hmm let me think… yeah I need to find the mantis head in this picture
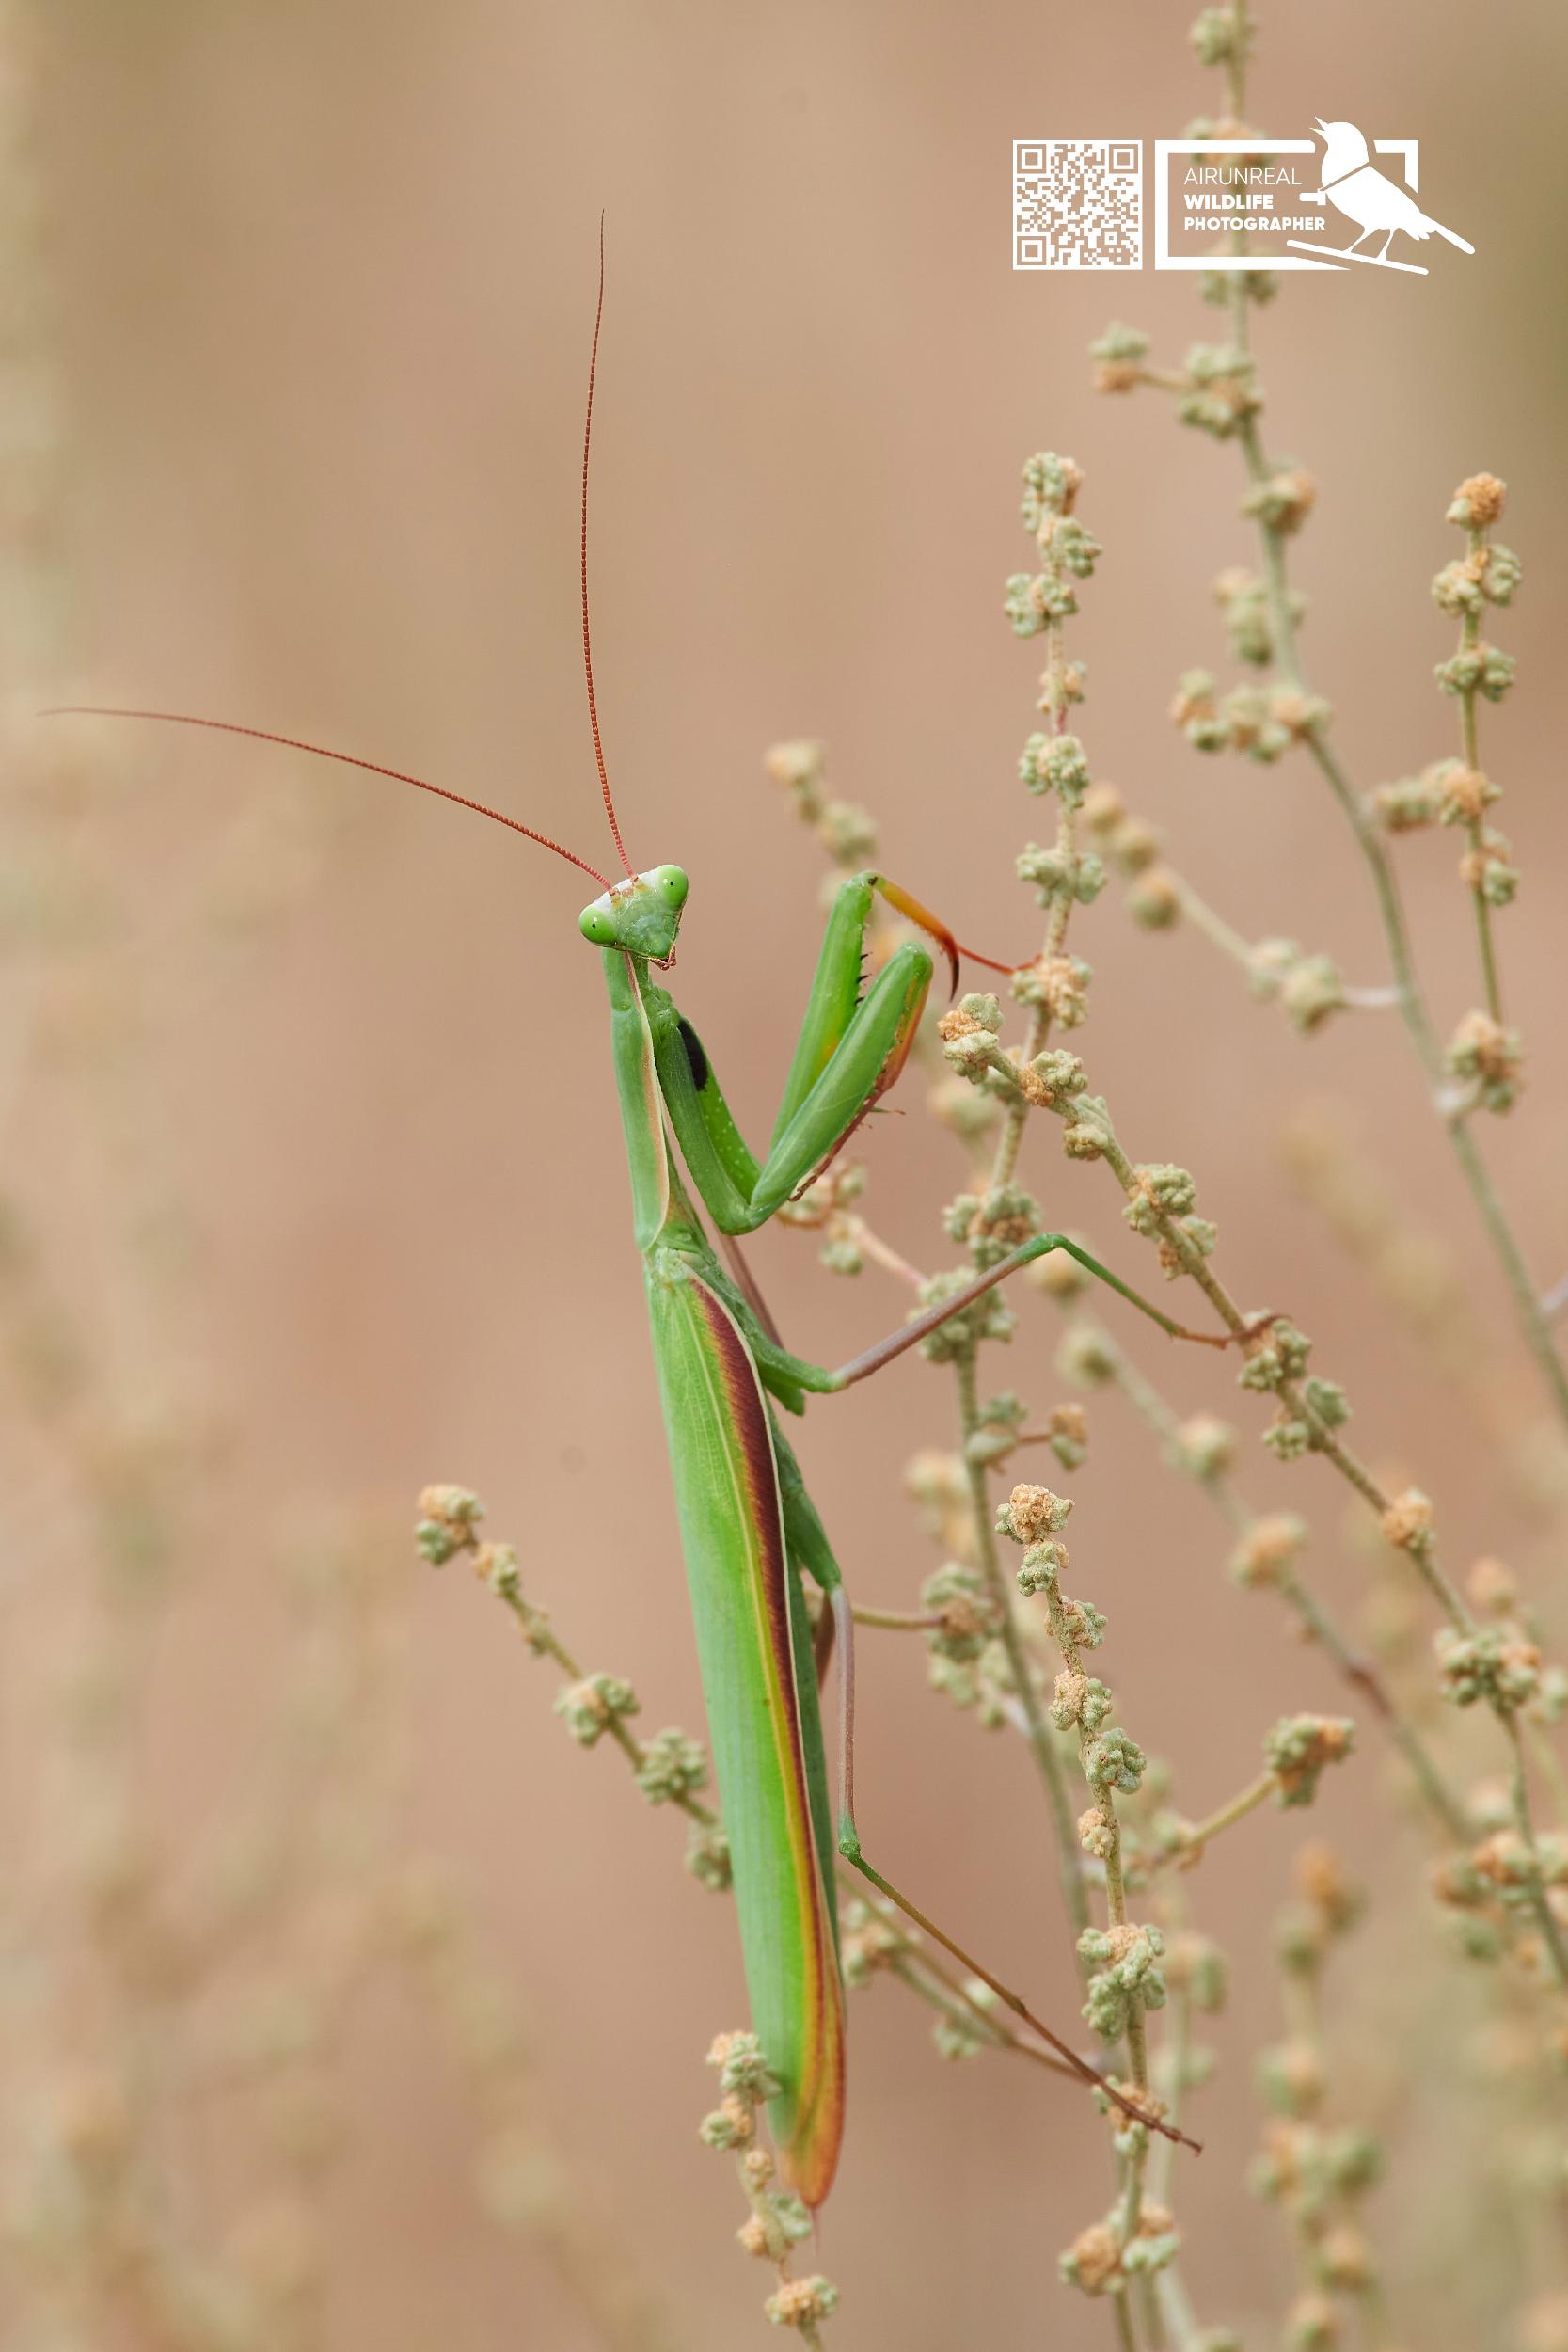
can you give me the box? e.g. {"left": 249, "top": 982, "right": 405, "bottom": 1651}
{"left": 578, "top": 865, "right": 689, "bottom": 961}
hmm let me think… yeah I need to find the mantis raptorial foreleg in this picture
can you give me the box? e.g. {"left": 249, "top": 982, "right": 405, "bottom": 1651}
{"left": 646, "top": 871, "right": 940, "bottom": 1236}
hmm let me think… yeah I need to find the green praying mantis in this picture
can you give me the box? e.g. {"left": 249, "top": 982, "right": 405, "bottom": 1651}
{"left": 55, "top": 249, "right": 1233, "bottom": 2209}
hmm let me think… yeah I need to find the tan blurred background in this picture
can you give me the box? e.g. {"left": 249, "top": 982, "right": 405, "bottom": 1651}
{"left": 11, "top": 0, "right": 1568, "bottom": 2344}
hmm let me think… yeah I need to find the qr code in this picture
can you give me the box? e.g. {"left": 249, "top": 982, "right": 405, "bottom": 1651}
{"left": 1013, "top": 140, "right": 1143, "bottom": 271}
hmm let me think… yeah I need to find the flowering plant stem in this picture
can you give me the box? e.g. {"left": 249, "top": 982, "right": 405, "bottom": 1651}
{"left": 1176, "top": 1769, "right": 1276, "bottom": 1858}
{"left": 1043, "top": 1092, "right": 1568, "bottom": 1986}
{"left": 1204, "top": 103, "right": 1568, "bottom": 1434}
{"left": 1066, "top": 1313, "right": 1469, "bottom": 1840}
{"left": 956, "top": 1349, "right": 1094, "bottom": 1955}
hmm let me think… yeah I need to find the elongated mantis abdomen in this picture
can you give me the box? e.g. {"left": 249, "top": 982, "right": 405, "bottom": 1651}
{"left": 648, "top": 1248, "right": 845, "bottom": 2206}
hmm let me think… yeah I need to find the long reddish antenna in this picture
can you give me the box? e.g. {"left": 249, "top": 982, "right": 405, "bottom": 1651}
{"left": 581, "top": 217, "right": 633, "bottom": 879}
{"left": 40, "top": 707, "right": 612, "bottom": 889}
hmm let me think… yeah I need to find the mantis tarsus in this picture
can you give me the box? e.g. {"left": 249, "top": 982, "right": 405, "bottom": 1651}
{"left": 53, "top": 247, "right": 1230, "bottom": 2206}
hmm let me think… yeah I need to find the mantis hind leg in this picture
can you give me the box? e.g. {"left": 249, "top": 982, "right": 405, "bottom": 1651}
{"left": 824, "top": 1232, "right": 1232, "bottom": 1388}
{"left": 749, "top": 1231, "right": 1237, "bottom": 1406}
{"left": 776, "top": 1417, "right": 1200, "bottom": 2149}
{"left": 814, "top": 1584, "right": 1196, "bottom": 2150}
{"left": 810, "top": 1579, "right": 836, "bottom": 1687}
{"left": 773, "top": 1436, "right": 845, "bottom": 1952}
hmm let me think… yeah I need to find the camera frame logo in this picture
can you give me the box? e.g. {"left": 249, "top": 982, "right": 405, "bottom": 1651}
{"left": 1013, "top": 126, "right": 1474, "bottom": 277}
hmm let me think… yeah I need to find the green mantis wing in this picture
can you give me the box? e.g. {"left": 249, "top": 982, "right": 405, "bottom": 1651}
{"left": 644, "top": 1244, "right": 847, "bottom": 2209}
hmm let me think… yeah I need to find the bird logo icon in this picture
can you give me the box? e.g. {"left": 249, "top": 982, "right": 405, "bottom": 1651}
{"left": 1298, "top": 119, "right": 1474, "bottom": 270}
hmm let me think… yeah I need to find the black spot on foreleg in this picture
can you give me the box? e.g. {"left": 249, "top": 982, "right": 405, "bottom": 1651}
{"left": 677, "top": 1016, "right": 709, "bottom": 1090}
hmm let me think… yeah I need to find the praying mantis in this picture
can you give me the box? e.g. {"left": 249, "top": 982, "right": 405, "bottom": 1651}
{"left": 54, "top": 246, "right": 1230, "bottom": 2210}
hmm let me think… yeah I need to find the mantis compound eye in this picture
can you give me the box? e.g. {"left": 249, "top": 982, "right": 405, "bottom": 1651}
{"left": 649, "top": 864, "right": 689, "bottom": 908}
{"left": 578, "top": 900, "right": 617, "bottom": 945}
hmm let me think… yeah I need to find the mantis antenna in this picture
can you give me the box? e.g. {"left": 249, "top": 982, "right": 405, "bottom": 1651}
{"left": 41, "top": 227, "right": 646, "bottom": 898}
{"left": 581, "top": 215, "right": 634, "bottom": 881}
{"left": 48, "top": 230, "right": 1028, "bottom": 980}
{"left": 582, "top": 228, "right": 1022, "bottom": 982}
{"left": 37, "top": 707, "right": 614, "bottom": 889}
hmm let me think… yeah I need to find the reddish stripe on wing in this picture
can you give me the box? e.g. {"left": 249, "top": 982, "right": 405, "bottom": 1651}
{"left": 689, "top": 1275, "right": 847, "bottom": 2207}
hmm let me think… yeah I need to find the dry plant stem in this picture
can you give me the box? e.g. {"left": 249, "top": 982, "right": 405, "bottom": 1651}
{"left": 980, "top": 547, "right": 1201, "bottom": 2333}
{"left": 1218, "top": 266, "right": 1568, "bottom": 1435}
{"left": 1148, "top": 1982, "right": 1192, "bottom": 2216}
{"left": 1505, "top": 1714, "right": 1568, "bottom": 1986}
{"left": 1088, "top": 1123, "right": 1568, "bottom": 1947}
{"left": 1149, "top": 2020, "right": 1204, "bottom": 2352}
{"left": 1167, "top": 872, "right": 1255, "bottom": 972}
{"left": 1030, "top": 1527, "right": 1166, "bottom": 2325}
{"left": 956, "top": 1351, "right": 1093, "bottom": 1955}
{"left": 491, "top": 1580, "right": 721, "bottom": 1836}
{"left": 720, "top": 2118, "right": 833, "bottom": 2352}
{"left": 1278, "top": 1570, "right": 1467, "bottom": 1840}
{"left": 1089, "top": 1324, "right": 1468, "bottom": 1839}
{"left": 1165, "top": 866, "right": 1392, "bottom": 1006}
{"left": 958, "top": 606, "right": 1096, "bottom": 1958}
{"left": 1455, "top": 531, "right": 1503, "bottom": 1021}
{"left": 1301, "top": 636, "right": 1568, "bottom": 1433}
{"left": 1044, "top": 1100, "right": 1568, "bottom": 1961}
{"left": 1204, "top": 130, "right": 1568, "bottom": 1991}
{"left": 1178, "top": 1770, "right": 1275, "bottom": 1859}
{"left": 1154, "top": 2250, "right": 1205, "bottom": 2352}
{"left": 1085, "top": 1107, "right": 1477, "bottom": 1617}
{"left": 1224, "top": 0, "right": 1247, "bottom": 115}
{"left": 993, "top": 611, "right": 1074, "bottom": 1193}
{"left": 1443, "top": 1106, "right": 1568, "bottom": 1436}
{"left": 1526, "top": 1716, "right": 1568, "bottom": 1827}
{"left": 1272, "top": 1941, "right": 1395, "bottom": 2352}
{"left": 1281, "top": 1114, "right": 1559, "bottom": 1507}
